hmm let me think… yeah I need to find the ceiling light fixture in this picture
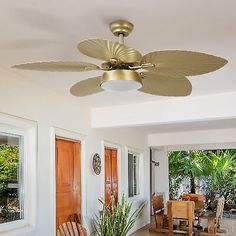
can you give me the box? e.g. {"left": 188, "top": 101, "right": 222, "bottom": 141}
{"left": 12, "top": 20, "right": 228, "bottom": 97}
{"left": 101, "top": 70, "right": 142, "bottom": 91}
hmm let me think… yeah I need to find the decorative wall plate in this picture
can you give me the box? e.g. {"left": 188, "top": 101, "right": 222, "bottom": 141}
{"left": 93, "top": 153, "right": 101, "bottom": 175}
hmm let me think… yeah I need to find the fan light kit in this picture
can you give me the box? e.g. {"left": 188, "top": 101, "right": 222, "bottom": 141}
{"left": 12, "top": 20, "right": 228, "bottom": 97}
{"left": 101, "top": 70, "right": 142, "bottom": 91}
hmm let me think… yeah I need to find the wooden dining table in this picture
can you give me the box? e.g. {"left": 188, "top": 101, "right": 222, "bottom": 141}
{"left": 150, "top": 199, "right": 208, "bottom": 235}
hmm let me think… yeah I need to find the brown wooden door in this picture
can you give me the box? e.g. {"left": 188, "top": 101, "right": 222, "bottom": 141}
{"left": 56, "top": 138, "right": 81, "bottom": 229}
{"left": 105, "top": 147, "right": 118, "bottom": 204}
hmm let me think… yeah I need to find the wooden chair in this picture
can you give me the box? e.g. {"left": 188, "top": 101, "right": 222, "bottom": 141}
{"left": 167, "top": 200, "right": 195, "bottom": 236}
{"left": 69, "top": 213, "right": 81, "bottom": 224}
{"left": 183, "top": 193, "right": 206, "bottom": 209}
{"left": 199, "top": 197, "right": 226, "bottom": 236}
{"left": 183, "top": 193, "right": 206, "bottom": 228}
{"left": 215, "top": 197, "right": 225, "bottom": 233}
{"left": 152, "top": 195, "right": 165, "bottom": 229}
{"left": 57, "top": 222, "right": 87, "bottom": 236}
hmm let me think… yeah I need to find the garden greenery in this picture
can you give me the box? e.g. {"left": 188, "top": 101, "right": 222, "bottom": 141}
{"left": 93, "top": 195, "right": 146, "bottom": 236}
{"left": 0, "top": 144, "right": 19, "bottom": 192}
{"left": 169, "top": 149, "right": 236, "bottom": 208}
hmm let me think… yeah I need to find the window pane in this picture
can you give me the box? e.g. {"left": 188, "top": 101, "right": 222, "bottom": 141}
{"left": 128, "top": 152, "right": 140, "bottom": 198}
{"left": 135, "top": 156, "right": 140, "bottom": 195}
{"left": 128, "top": 153, "right": 134, "bottom": 197}
{"left": 133, "top": 156, "right": 137, "bottom": 195}
{"left": 0, "top": 132, "right": 23, "bottom": 224}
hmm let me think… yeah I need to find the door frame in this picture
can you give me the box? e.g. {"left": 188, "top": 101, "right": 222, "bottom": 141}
{"left": 50, "top": 127, "right": 87, "bottom": 236}
{"left": 101, "top": 140, "right": 122, "bottom": 201}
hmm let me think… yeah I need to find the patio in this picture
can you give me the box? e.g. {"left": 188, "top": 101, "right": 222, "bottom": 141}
{"left": 131, "top": 218, "right": 236, "bottom": 236}
{"left": 0, "top": 1, "right": 236, "bottom": 235}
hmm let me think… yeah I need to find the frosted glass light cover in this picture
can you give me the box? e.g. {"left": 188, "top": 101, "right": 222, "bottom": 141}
{"left": 101, "top": 80, "right": 142, "bottom": 91}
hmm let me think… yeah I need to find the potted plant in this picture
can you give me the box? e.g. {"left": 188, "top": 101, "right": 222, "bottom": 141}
{"left": 93, "top": 195, "right": 146, "bottom": 236}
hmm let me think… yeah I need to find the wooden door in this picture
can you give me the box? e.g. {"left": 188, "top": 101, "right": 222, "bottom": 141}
{"left": 105, "top": 147, "right": 118, "bottom": 204}
{"left": 56, "top": 138, "right": 81, "bottom": 229}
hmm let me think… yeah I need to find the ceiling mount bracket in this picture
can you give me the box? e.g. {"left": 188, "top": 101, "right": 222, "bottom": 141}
{"left": 109, "top": 20, "right": 134, "bottom": 38}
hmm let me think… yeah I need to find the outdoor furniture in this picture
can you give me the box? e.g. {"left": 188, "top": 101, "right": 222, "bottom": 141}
{"left": 199, "top": 197, "right": 227, "bottom": 236}
{"left": 57, "top": 222, "right": 87, "bottom": 236}
{"left": 183, "top": 194, "right": 206, "bottom": 210}
{"left": 152, "top": 195, "right": 165, "bottom": 229}
{"left": 199, "top": 233, "right": 224, "bottom": 236}
{"left": 215, "top": 197, "right": 226, "bottom": 233}
{"left": 183, "top": 193, "right": 206, "bottom": 228}
{"left": 167, "top": 200, "right": 195, "bottom": 236}
{"left": 69, "top": 213, "right": 81, "bottom": 224}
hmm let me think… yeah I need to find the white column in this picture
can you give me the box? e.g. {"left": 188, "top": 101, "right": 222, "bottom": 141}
{"left": 152, "top": 148, "right": 169, "bottom": 203}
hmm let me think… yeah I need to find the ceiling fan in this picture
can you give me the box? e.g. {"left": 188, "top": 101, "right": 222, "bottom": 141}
{"left": 12, "top": 20, "right": 228, "bottom": 97}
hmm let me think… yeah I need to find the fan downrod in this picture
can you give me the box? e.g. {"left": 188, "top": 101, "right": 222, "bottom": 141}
{"left": 109, "top": 20, "right": 134, "bottom": 38}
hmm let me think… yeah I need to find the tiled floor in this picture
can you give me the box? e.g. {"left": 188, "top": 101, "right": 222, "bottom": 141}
{"left": 131, "top": 218, "right": 236, "bottom": 236}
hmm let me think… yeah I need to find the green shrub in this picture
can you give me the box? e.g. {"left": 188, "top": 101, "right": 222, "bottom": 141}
{"left": 93, "top": 195, "right": 146, "bottom": 236}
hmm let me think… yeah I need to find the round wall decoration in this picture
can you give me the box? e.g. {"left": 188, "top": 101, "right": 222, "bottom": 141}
{"left": 92, "top": 153, "right": 101, "bottom": 175}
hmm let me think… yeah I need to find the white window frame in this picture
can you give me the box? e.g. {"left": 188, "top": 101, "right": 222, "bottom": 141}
{"left": 0, "top": 113, "right": 37, "bottom": 235}
{"left": 125, "top": 146, "right": 144, "bottom": 201}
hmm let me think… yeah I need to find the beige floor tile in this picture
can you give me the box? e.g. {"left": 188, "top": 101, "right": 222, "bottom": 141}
{"left": 131, "top": 218, "right": 236, "bottom": 236}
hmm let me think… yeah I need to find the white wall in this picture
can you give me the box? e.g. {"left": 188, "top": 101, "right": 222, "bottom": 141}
{"left": 0, "top": 68, "right": 150, "bottom": 236}
{"left": 151, "top": 149, "right": 169, "bottom": 204}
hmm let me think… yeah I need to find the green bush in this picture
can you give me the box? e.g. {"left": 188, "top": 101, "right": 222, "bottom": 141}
{"left": 169, "top": 149, "right": 236, "bottom": 209}
{"left": 0, "top": 144, "right": 19, "bottom": 192}
{"left": 93, "top": 195, "right": 146, "bottom": 236}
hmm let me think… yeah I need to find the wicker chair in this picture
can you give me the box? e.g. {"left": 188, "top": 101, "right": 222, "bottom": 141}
{"left": 57, "top": 222, "right": 87, "bottom": 236}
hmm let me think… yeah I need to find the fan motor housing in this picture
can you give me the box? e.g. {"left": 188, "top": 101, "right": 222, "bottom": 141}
{"left": 101, "top": 70, "right": 142, "bottom": 91}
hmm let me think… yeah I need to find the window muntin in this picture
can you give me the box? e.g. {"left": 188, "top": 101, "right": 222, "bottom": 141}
{"left": 128, "top": 152, "right": 140, "bottom": 198}
{"left": 0, "top": 132, "right": 24, "bottom": 225}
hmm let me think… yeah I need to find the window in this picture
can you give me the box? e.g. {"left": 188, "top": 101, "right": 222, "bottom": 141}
{"left": 128, "top": 152, "right": 140, "bottom": 198}
{"left": 0, "top": 132, "right": 24, "bottom": 224}
{"left": 0, "top": 113, "right": 36, "bottom": 234}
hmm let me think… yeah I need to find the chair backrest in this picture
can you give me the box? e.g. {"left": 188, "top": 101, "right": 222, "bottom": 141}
{"left": 183, "top": 193, "right": 206, "bottom": 202}
{"left": 167, "top": 200, "right": 195, "bottom": 220}
{"left": 216, "top": 196, "right": 225, "bottom": 229}
{"left": 57, "top": 222, "right": 87, "bottom": 236}
{"left": 69, "top": 213, "right": 81, "bottom": 224}
{"left": 152, "top": 195, "right": 164, "bottom": 212}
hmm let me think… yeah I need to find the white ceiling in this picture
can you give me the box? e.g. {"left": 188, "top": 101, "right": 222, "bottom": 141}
{"left": 1, "top": 0, "right": 236, "bottom": 108}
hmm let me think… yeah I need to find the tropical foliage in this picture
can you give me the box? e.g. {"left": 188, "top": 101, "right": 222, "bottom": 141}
{"left": 93, "top": 195, "right": 146, "bottom": 236}
{"left": 0, "top": 144, "right": 20, "bottom": 223}
{"left": 0, "top": 144, "right": 19, "bottom": 192}
{"left": 169, "top": 149, "right": 236, "bottom": 208}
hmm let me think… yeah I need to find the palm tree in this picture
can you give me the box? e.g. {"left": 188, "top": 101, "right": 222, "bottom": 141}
{"left": 201, "top": 150, "right": 236, "bottom": 194}
{"left": 169, "top": 150, "right": 204, "bottom": 194}
{"left": 169, "top": 149, "right": 236, "bottom": 206}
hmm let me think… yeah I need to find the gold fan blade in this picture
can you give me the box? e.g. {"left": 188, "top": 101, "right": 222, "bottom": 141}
{"left": 142, "top": 50, "right": 228, "bottom": 77}
{"left": 70, "top": 76, "right": 104, "bottom": 97}
{"left": 78, "top": 38, "right": 142, "bottom": 63}
{"left": 139, "top": 71, "right": 192, "bottom": 96}
{"left": 12, "top": 61, "right": 100, "bottom": 72}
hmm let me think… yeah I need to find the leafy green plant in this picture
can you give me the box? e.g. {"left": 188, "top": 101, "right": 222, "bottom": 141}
{"left": 169, "top": 149, "right": 236, "bottom": 210}
{"left": 93, "top": 195, "right": 146, "bottom": 236}
{"left": 0, "top": 144, "right": 19, "bottom": 192}
{"left": 0, "top": 144, "right": 20, "bottom": 223}
{"left": 169, "top": 150, "right": 204, "bottom": 194}
{"left": 201, "top": 150, "right": 236, "bottom": 193}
